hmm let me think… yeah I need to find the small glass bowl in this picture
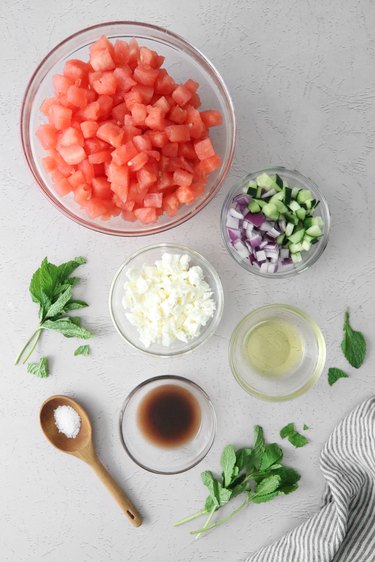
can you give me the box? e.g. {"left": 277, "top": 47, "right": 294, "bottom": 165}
{"left": 21, "top": 21, "right": 235, "bottom": 237}
{"left": 221, "top": 167, "right": 331, "bottom": 278}
{"left": 119, "top": 375, "right": 216, "bottom": 474}
{"left": 109, "top": 243, "right": 224, "bottom": 357}
{"left": 229, "top": 304, "right": 326, "bottom": 401}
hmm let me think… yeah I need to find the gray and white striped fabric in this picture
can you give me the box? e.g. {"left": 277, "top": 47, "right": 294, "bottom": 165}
{"left": 247, "top": 397, "right": 375, "bottom": 562}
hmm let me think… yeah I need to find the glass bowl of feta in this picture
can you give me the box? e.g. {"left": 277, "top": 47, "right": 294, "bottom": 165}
{"left": 109, "top": 243, "right": 224, "bottom": 356}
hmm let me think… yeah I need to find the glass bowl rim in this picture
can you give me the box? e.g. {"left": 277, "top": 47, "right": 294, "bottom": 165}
{"left": 20, "top": 20, "right": 236, "bottom": 237}
{"left": 118, "top": 374, "right": 217, "bottom": 474}
{"left": 108, "top": 242, "right": 225, "bottom": 357}
{"left": 229, "top": 303, "right": 326, "bottom": 401}
{"left": 220, "top": 166, "right": 331, "bottom": 278}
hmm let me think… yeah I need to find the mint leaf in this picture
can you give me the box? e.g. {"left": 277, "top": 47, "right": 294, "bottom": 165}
{"left": 56, "top": 256, "right": 86, "bottom": 285}
{"left": 280, "top": 423, "right": 308, "bottom": 448}
{"left": 253, "top": 425, "right": 266, "bottom": 469}
{"left": 201, "top": 471, "right": 231, "bottom": 506}
{"left": 45, "top": 286, "right": 72, "bottom": 319}
{"left": 29, "top": 258, "right": 59, "bottom": 304}
{"left": 328, "top": 367, "right": 349, "bottom": 386}
{"left": 235, "top": 448, "right": 253, "bottom": 472}
{"left": 220, "top": 445, "right": 237, "bottom": 487}
{"left": 255, "top": 474, "right": 281, "bottom": 496}
{"left": 64, "top": 300, "right": 88, "bottom": 312}
{"left": 303, "top": 424, "right": 309, "bottom": 430}
{"left": 74, "top": 345, "right": 90, "bottom": 356}
{"left": 259, "top": 443, "right": 283, "bottom": 471}
{"left": 250, "top": 489, "right": 284, "bottom": 504}
{"left": 270, "top": 466, "right": 300, "bottom": 487}
{"left": 288, "top": 432, "right": 308, "bottom": 448}
{"left": 27, "top": 357, "right": 49, "bottom": 378}
{"left": 280, "top": 423, "right": 295, "bottom": 439}
{"left": 43, "top": 318, "right": 92, "bottom": 339}
{"left": 341, "top": 309, "right": 366, "bottom": 368}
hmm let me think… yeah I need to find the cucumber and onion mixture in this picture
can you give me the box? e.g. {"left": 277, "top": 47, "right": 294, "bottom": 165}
{"left": 226, "top": 172, "right": 324, "bottom": 273}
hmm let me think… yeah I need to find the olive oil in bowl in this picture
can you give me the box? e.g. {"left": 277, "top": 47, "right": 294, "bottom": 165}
{"left": 229, "top": 305, "right": 326, "bottom": 401}
{"left": 245, "top": 318, "right": 304, "bottom": 377}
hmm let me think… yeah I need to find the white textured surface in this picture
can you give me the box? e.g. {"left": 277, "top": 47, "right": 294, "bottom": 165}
{"left": 1, "top": 1, "right": 375, "bottom": 561}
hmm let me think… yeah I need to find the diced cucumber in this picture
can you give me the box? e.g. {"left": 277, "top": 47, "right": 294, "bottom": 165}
{"left": 304, "top": 200, "right": 312, "bottom": 210}
{"left": 291, "top": 187, "right": 300, "bottom": 199}
{"left": 302, "top": 240, "right": 311, "bottom": 252}
{"left": 289, "top": 242, "right": 303, "bottom": 253}
{"left": 248, "top": 200, "right": 261, "bottom": 213}
{"left": 291, "top": 252, "right": 302, "bottom": 263}
{"left": 285, "top": 222, "right": 294, "bottom": 236}
{"left": 275, "top": 174, "right": 284, "bottom": 189}
{"left": 304, "top": 216, "right": 324, "bottom": 229}
{"left": 285, "top": 187, "right": 292, "bottom": 205}
{"left": 296, "top": 189, "right": 312, "bottom": 204}
{"left": 247, "top": 186, "right": 258, "bottom": 197}
{"left": 288, "top": 228, "right": 305, "bottom": 244}
{"left": 254, "top": 198, "right": 266, "bottom": 209}
{"left": 285, "top": 212, "right": 298, "bottom": 225}
{"left": 305, "top": 225, "right": 323, "bottom": 238}
{"left": 277, "top": 233, "right": 285, "bottom": 245}
{"left": 296, "top": 207, "right": 306, "bottom": 220}
{"left": 289, "top": 200, "right": 301, "bottom": 212}
{"left": 263, "top": 203, "right": 279, "bottom": 220}
{"left": 270, "top": 192, "right": 285, "bottom": 204}
{"left": 275, "top": 201, "right": 288, "bottom": 214}
{"left": 303, "top": 234, "right": 313, "bottom": 243}
{"left": 256, "top": 173, "right": 275, "bottom": 189}
{"left": 248, "top": 180, "right": 257, "bottom": 188}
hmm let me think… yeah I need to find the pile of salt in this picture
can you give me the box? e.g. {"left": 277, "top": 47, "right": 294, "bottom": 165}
{"left": 54, "top": 405, "right": 81, "bottom": 438}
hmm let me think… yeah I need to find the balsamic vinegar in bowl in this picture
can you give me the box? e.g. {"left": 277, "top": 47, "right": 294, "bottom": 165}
{"left": 119, "top": 375, "right": 216, "bottom": 474}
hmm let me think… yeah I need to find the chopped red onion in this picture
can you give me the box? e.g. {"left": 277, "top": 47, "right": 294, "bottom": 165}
{"left": 229, "top": 208, "right": 244, "bottom": 219}
{"left": 246, "top": 213, "right": 266, "bottom": 227}
{"left": 226, "top": 215, "right": 240, "bottom": 229}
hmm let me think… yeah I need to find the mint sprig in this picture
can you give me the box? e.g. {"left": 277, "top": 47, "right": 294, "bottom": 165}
{"left": 15, "top": 257, "right": 92, "bottom": 376}
{"left": 175, "top": 425, "right": 300, "bottom": 537}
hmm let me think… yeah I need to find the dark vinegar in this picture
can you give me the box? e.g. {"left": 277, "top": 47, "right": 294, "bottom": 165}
{"left": 137, "top": 384, "right": 201, "bottom": 448}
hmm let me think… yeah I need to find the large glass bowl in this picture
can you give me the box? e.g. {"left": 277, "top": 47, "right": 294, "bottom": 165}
{"left": 21, "top": 21, "right": 235, "bottom": 236}
{"left": 109, "top": 243, "right": 224, "bottom": 357}
{"left": 221, "top": 167, "right": 331, "bottom": 278}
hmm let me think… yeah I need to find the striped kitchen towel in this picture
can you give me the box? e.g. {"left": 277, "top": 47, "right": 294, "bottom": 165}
{"left": 247, "top": 397, "right": 375, "bottom": 562}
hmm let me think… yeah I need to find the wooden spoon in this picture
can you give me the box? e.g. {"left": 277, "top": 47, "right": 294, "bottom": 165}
{"left": 40, "top": 395, "right": 142, "bottom": 527}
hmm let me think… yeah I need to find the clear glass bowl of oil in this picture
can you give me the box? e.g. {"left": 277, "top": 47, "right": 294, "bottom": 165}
{"left": 229, "top": 304, "right": 326, "bottom": 401}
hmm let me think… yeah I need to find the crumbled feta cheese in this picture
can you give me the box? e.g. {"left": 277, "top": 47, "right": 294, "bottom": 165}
{"left": 122, "top": 253, "right": 216, "bottom": 348}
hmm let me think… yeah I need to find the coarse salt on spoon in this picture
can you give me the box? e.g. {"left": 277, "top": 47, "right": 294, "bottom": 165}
{"left": 40, "top": 395, "right": 142, "bottom": 528}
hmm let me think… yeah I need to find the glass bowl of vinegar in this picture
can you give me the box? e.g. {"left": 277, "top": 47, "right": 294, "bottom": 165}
{"left": 229, "top": 304, "right": 326, "bottom": 401}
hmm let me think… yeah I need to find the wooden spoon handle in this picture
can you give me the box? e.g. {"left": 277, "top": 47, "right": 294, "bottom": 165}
{"left": 90, "top": 458, "right": 142, "bottom": 527}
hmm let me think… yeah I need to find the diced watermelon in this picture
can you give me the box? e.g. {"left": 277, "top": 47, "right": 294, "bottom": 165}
{"left": 200, "top": 110, "right": 222, "bottom": 127}
{"left": 49, "top": 104, "right": 72, "bottom": 130}
{"left": 173, "top": 168, "right": 193, "bottom": 186}
{"left": 134, "top": 207, "right": 157, "bottom": 223}
{"left": 144, "top": 192, "right": 163, "bottom": 208}
{"left": 97, "top": 122, "right": 124, "bottom": 148}
{"left": 80, "top": 120, "right": 99, "bottom": 139}
{"left": 36, "top": 124, "right": 58, "bottom": 149}
{"left": 172, "top": 85, "right": 192, "bottom": 107}
{"left": 194, "top": 138, "right": 215, "bottom": 160}
{"left": 128, "top": 151, "right": 149, "bottom": 171}
{"left": 133, "top": 65, "right": 159, "bottom": 86}
{"left": 165, "top": 124, "right": 190, "bottom": 143}
{"left": 59, "top": 144, "right": 86, "bottom": 165}
{"left": 37, "top": 35, "right": 223, "bottom": 224}
{"left": 114, "top": 40, "right": 130, "bottom": 66}
{"left": 112, "top": 141, "right": 138, "bottom": 165}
